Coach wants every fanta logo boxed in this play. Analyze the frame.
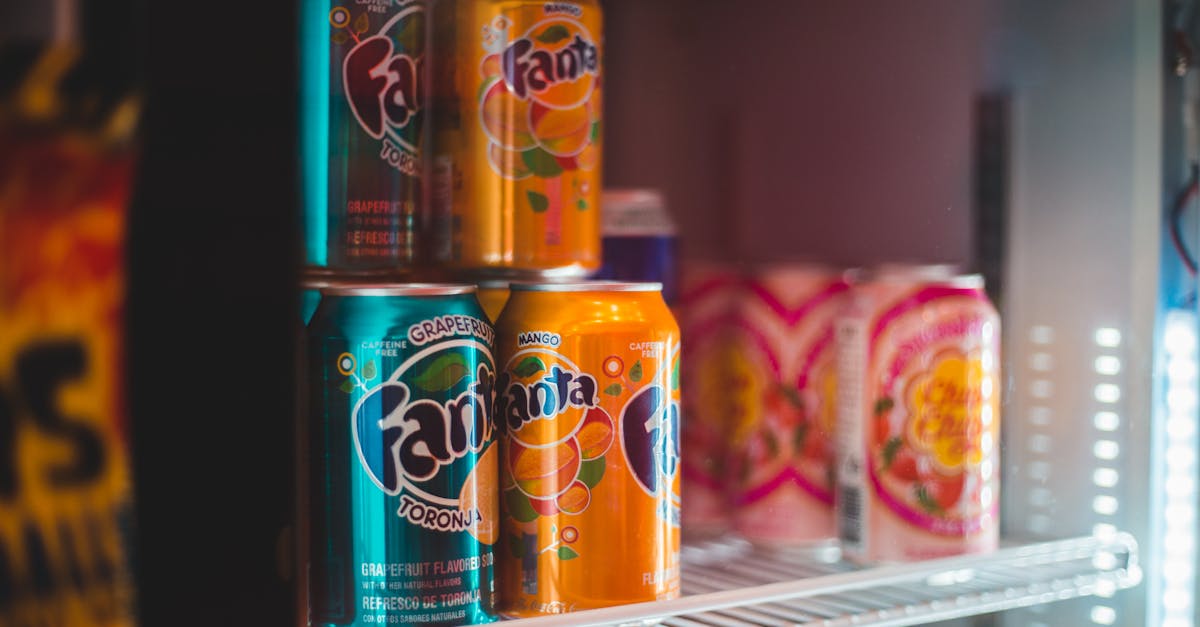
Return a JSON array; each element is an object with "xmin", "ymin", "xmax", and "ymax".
[
  {"xmin": 501, "ymin": 32, "xmax": 598, "ymax": 101},
  {"xmin": 517, "ymin": 331, "xmax": 561, "ymax": 347},
  {"xmin": 354, "ymin": 363, "xmax": 495, "ymax": 493},
  {"xmin": 619, "ymin": 384, "xmax": 680, "ymax": 497},
  {"xmin": 495, "ymin": 366, "xmax": 597, "ymax": 432},
  {"xmin": 344, "ymin": 37, "xmax": 422, "ymax": 139}
]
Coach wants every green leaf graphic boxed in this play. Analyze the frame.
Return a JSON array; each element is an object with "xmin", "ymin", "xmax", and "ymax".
[
  {"xmin": 873, "ymin": 397, "xmax": 894, "ymax": 416},
  {"xmin": 526, "ymin": 190, "xmax": 550, "ymax": 213},
  {"xmin": 576, "ymin": 199, "xmax": 588, "ymax": 210},
  {"xmin": 671, "ymin": 360, "xmax": 680, "ymax": 389},
  {"xmin": 793, "ymin": 421, "xmax": 809, "ymax": 452},
  {"xmin": 414, "ymin": 353, "xmax": 469, "ymax": 392},
  {"xmin": 590, "ymin": 120, "xmax": 601, "ymax": 143},
  {"xmin": 763, "ymin": 431, "xmax": 779, "ymax": 458},
  {"xmin": 577, "ymin": 458, "xmax": 606, "ymax": 489},
  {"xmin": 393, "ymin": 13, "xmax": 425, "ymax": 50},
  {"xmin": 914, "ymin": 484, "xmax": 942, "ymax": 514},
  {"xmin": 331, "ymin": 29, "xmax": 350, "ymax": 44},
  {"xmin": 535, "ymin": 24, "xmax": 571, "ymax": 44},
  {"xmin": 629, "ymin": 360, "xmax": 643, "ymax": 382},
  {"xmin": 779, "ymin": 385, "xmax": 804, "ymax": 409},
  {"xmin": 362, "ymin": 360, "xmax": 378, "ymax": 381},
  {"xmin": 881, "ymin": 436, "xmax": 903, "ymax": 470},
  {"xmin": 353, "ymin": 12, "xmax": 370, "ymax": 34},
  {"xmin": 508, "ymin": 534, "xmax": 523, "ymax": 560},
  {"xmin": 513, "ymin": 356, "xmax": 546, "ymax": 378},
  {"xmin": 339, "ymin": 378, "xmax": 355, "ymax": 394},
  {"xmin": 521, "ymin": 148, "xmax": 564, "ymax": 178},
  {"xmin": 476, "ymin": 77, "xmax": 500, "ymax": 105},
  {"xmin": 602, "ymin": 383, "xmax": 623, "ymax": 396},
  {"xmin": 505, "ymin": 489, "xmax": 540, "ymax": 523},
  {"xmin": 556, "ymin": 546, "xmax": 580, "ymax": 560}
]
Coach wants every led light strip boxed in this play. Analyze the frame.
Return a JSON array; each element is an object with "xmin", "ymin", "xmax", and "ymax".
[{"xmin": 1159, "ymin": 311, "xmax": 1197, "ymax": 627}]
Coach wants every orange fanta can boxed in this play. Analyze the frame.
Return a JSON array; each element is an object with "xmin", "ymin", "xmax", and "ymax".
[
  {"xmin": 434, "ymin": 0, "xmax": 602, "ymax": 276},
  {"xmin": 495, "ymin": 282, "xmax": 680, "ymax": 617},
  {"xmin": 836, "ymin": 267, "xmax": 1000, "ymax": 562}
]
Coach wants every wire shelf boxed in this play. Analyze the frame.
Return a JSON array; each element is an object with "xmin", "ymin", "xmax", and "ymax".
[{"xmin": 501, "ymin": 533, "xmax": 1141, "ymax": 626}]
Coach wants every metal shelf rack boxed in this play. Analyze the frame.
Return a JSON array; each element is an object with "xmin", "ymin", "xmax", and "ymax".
[{"xmin": 501, "ymin": 533, "xmax": 1141, "ymax": 626}]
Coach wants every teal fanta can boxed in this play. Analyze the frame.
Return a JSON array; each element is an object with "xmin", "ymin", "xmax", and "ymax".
[{"xmin": 307, "ymin": 284, "xmax": 498, "ymax": 626}]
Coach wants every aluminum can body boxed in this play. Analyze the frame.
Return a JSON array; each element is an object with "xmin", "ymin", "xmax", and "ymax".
[
  {"xmin": 676, "ymin": 262, "xmax": 741, "ymax": 537},
  {"xmin": 494, "ymin": 282, "xmax": 681, "ymax": 617},
  {"xmin": 300, "ymin": 0, "xmax": 429, "ymax": 270},
  {"xmin": 835, "ymin": 269, "xmax": 1000, "ymax": 562},
  {"xmin": 307, "ymin": 285, "xmax": 498, "ymax": 626},
  {"xmin": 433, "ymin": 0, "xmax": 603, "ymax": 276},
  {"xmin": 729, "ymin": 265, "xmax": 849, "ymax": 545}
]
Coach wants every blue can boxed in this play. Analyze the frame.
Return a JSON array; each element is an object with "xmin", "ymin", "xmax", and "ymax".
[
  {"xmin": 307, "ymin": 284, "xmax": 497, "ymax": 626},
  {"xmin": 299, "ymin": 0, "xmax": 428, "ymax": 270},
  {"xmin": 593, "ymin": 190, "xmax": 678, "ymax": 304}
]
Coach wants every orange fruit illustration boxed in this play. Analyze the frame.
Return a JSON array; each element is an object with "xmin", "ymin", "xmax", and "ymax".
[
  {"xmin": 459, "ymin": 443, "xmax": 499, "ymax": 545},
  {"xmin": 509, "ymin": 438, "xmax": 581, "ymax": 499}
]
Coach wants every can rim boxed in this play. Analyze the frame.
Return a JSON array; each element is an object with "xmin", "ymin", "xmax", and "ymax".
[
  {"xmin": 320, "ymin": 283, "xmax": 477, "ymax": 296},
  {"xmin": 511, "ymin": 281, "xmax": 663, "ymax": 293}
]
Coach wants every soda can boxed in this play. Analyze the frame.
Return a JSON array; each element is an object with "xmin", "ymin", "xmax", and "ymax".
[
  {"xmin": 835, "ymin": 269, "xmax": 1000, "ymax": 562},
  {"xmin": 307, "ymin": 284, "xmax": 498, "ymax": 626},
  {"xmin": 495, "ymin": 282, "xmax": 680, "ymax": 617},
  {"xmin": 729, "ymin": 265, "xmax": 850, "ymax": 545},
  {"xmin": 677, "ymin": 262, "xmax": 742, "ymax": 537},
  {"xmin": 593, "ymin": 189, "xmax": 678, "ymax": 304},
  {"xmin": 300, "ymin": 0, "xmax": 429, "ymax": 270},
  {"xmin": 475, "ymin": 280, "xmax": 510, "ymax": 323},
  {"xmin": 433, "ymin": 0, "xmax": 603, "ymax": 276}
]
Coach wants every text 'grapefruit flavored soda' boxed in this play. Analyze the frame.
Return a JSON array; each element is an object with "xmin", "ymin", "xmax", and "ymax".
[
  {"xmin": 300, "ymin": 0, "xmax": 429, "ymax": 271},
  {"xmin": 307, "ymin": 284, "xmax": 498, "ymax": 626},
  {"xmin": 433, "ymin": 0, "xmax": 603, "ymax": 276},
  {"xmin": 495, "ymin": 282, "xmax": 681, "ymax": 617},
  {"xmin": 836, "ymin": 267, "xmax": 1001, "ymax": 563},
  {"xmin": 677, "ymin": 262, "xmax": 743, "ymax": 536},
  {"xmin": 730, "ymin": 265, "xmax": 850, "ymax": 544}
]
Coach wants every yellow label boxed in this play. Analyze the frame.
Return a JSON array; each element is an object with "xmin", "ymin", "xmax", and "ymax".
[{"xmin": 0, "ymin": 137, "xmax": 136, "ymax": 626}]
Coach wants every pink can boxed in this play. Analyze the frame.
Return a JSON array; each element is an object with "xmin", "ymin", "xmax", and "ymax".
[
  {"xmin": 678, "ymin": 262, "xmax": 742, "ymax": 537},
  {"xmin": 728, "ymin": 265, "xmax": 850, "ymax": 544},
  {"xmin": 835, "ymin": 267, "xmax": 1000, "ymax": 562}
]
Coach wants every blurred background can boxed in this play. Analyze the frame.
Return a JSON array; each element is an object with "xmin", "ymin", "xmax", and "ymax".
[
  {"xmin": 677, "ymin": 262, "xmax": 741, "ymax": 537},
  {"xmin": 433, "ymin": 0, "xmax": 603, "ymax": 277},
  {"xmin": 593, "ymin": 189, "xmax": 678, "ymax": 304},
  {"xmin": 495, "ymin": 282, "xmax": 680, "ymax": 617},
  {"xmin": 299, "ymin": 0, "xmax": 430, "ymax": 271},
  {"xmin": 307, "ymin": 284, "xmax": 498, "ymax": 626},
  {"xmin": 729, "ymin": 264, "xmax": 849, "ymax": 545},
  {"xmin": 0, "ymin": 0, "xmax": 140, "ymax": 624}
]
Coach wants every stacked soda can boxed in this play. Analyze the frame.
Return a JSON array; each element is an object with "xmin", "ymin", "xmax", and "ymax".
[{"xmin": 298, "ymin": 1, "xmax": 682, "ymax": 624}]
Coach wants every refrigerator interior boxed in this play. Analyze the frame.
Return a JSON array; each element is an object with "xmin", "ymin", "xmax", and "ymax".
[{"xmin": 119, "ymin": 0, "xmax": 1187, "ymax": 625}]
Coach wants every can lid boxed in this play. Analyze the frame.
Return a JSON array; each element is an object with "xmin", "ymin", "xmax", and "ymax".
[
  {"xmin": 601, "ymin": 188, "xmax": 676, "ymax": 237},
  {"xmin": 320, "ymin": 283, "xmax": 477, "ymax": 296},
  {"xmin": 511, "ymin": 280, "xmax": 663, "ymax": 293},
  {"xmin": 476, "ymin": 279, "xmax": 509, "ymax": 289},
  {"xmin": 869, "ymin": 263, "xmax": 963, "ymax": 282}
]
